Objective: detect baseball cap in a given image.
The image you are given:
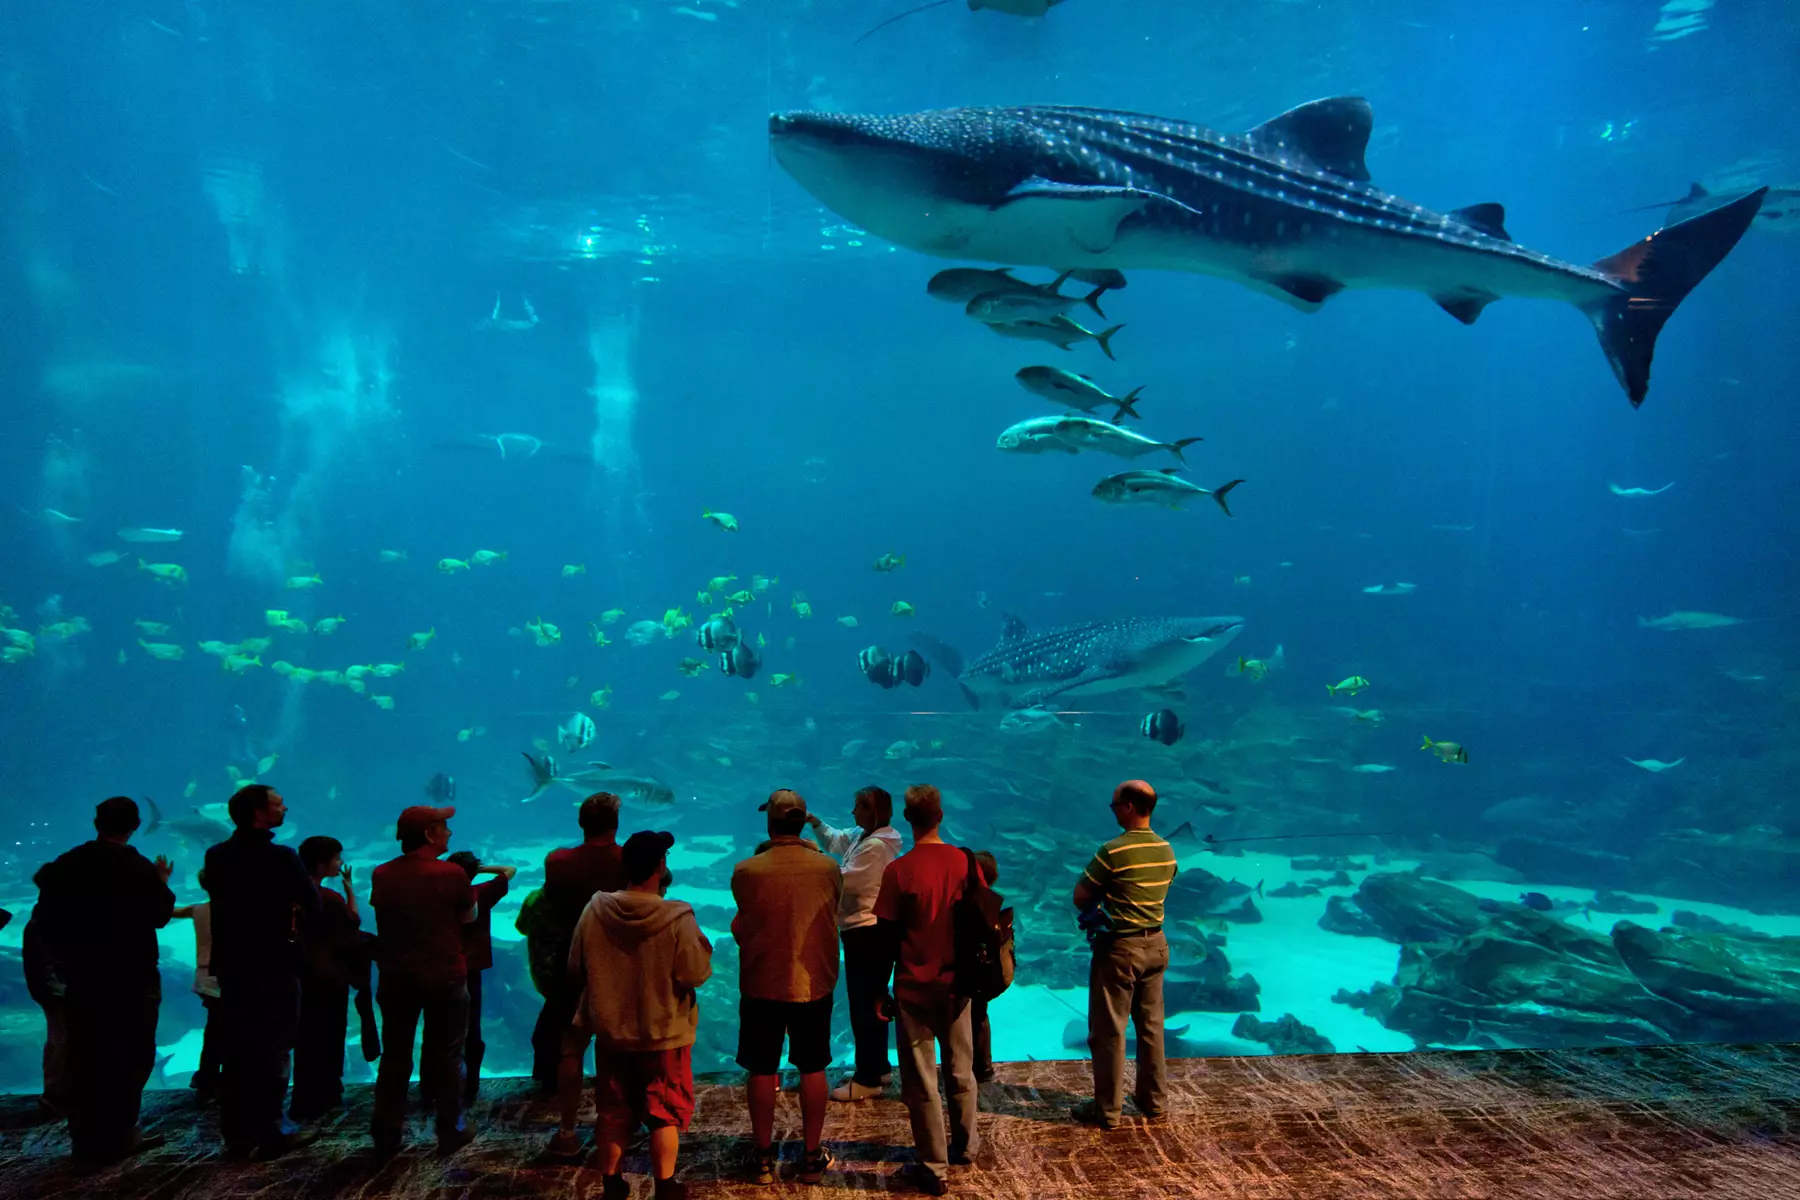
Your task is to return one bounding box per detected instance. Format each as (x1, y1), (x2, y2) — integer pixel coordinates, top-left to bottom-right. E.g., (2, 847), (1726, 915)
(395, 804), (454, 842)
(622, 830), (675, 883)
(758, 788), (807, 822)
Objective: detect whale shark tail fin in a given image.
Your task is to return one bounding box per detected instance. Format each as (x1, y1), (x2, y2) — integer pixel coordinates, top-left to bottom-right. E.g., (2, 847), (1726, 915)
(1588, 187), (1764, 407)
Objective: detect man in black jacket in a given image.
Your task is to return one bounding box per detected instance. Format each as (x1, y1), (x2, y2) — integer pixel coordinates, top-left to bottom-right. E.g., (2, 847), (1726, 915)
(34, 796), (175, 1163)
(203, 784), (321, 1159)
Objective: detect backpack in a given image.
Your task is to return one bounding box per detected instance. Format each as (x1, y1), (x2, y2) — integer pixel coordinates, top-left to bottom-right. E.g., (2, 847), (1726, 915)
(952, 848), (1016, 1002)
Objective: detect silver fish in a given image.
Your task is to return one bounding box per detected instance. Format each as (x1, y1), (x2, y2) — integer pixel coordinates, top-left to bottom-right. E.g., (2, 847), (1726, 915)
(996, 415), (1199, 462)
(1092, 469), (1243, 515)
(1014, 366), (1143, 422)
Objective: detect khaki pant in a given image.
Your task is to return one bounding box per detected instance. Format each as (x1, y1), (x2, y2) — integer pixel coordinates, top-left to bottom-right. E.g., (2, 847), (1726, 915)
(1087, 930), (1169, 1122)
(896, 991), (979, 1184)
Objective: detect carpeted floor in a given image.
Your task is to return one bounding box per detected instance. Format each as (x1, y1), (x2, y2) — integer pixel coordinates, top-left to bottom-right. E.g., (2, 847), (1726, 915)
(2, 1043), (1797, 1198)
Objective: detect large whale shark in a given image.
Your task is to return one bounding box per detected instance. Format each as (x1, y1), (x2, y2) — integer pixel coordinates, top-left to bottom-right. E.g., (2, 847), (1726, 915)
(914, 614), (1243, 709)
(769, 98), (1765, 406)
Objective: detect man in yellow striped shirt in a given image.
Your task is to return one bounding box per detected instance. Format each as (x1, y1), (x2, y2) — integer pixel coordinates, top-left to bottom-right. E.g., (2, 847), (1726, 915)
(1070, 780), (1177, 1130)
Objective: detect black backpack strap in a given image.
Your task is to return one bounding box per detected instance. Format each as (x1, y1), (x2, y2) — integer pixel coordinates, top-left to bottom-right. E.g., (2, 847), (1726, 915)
(961, 847), (980, 888)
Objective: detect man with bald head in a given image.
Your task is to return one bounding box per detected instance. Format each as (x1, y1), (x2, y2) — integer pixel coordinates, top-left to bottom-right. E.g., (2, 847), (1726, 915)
(1070, 780), (1177, 1130)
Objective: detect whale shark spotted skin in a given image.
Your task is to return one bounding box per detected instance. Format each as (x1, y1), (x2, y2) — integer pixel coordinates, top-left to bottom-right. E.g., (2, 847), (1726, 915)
(769, 98), (1765, 407)
(931, 614), (1243, 709)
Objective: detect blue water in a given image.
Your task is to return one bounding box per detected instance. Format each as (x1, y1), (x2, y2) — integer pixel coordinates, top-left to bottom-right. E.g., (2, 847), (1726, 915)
(2, 1), (1798, 1091)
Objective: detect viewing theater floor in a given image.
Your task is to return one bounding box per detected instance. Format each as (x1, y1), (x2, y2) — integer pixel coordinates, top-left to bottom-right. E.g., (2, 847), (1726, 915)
(2, 1042), (1796, 1199)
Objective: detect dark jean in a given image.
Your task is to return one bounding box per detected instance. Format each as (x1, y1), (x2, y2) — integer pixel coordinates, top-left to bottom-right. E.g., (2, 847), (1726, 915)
(465, 969), (486, 1097)
(65, 974), (160, 1160)
(372, 975), (469, 1139)
(191, 995), (223, 1095)
(218, 971), (302, 1153)
(38, 993), (71, 1110)
(972, 995), (992, 1080)
(291, 978), (349, 1118)
(532, 983), (579, 1090)
(841, 924), (894, 1086)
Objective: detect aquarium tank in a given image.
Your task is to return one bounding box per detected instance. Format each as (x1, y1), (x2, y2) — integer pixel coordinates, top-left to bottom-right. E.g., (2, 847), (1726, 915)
(1, 0), (1797, 1094)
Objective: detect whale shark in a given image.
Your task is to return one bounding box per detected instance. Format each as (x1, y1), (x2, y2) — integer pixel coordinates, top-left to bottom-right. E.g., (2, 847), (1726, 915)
(769, 98), (1765, 407)
(914, 614), (1243, 709)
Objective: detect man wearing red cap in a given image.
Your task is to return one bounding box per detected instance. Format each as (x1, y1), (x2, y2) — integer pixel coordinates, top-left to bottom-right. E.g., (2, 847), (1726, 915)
(369, 805), (477, 1158)
(1071, 780), (1177, 1131)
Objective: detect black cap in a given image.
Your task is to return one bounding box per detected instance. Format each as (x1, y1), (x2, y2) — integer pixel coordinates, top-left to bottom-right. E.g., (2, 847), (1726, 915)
(622, 830), (675, 884)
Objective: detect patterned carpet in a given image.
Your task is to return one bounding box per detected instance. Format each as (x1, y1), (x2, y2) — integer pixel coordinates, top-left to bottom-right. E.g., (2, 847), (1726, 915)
(1, 1043), (1797, 1198)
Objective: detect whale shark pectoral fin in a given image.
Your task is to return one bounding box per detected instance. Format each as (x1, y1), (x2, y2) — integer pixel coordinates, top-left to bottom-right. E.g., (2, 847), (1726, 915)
(1245, 273), (1342, 312)
(1246, 96), (1374, 183)
(1434, 289), (1501, 325)
(994, 179), (1154, 253)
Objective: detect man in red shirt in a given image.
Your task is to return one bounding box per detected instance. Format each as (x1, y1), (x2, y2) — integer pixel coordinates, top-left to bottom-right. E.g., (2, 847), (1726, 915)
(531, 792), (627, 1093)
(369, 805), (476, 1158)
(872, 785), (979, 1196)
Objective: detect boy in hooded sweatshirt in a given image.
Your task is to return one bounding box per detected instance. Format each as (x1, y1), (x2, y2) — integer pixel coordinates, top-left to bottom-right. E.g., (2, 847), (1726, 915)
(548, 830), (711, 1200)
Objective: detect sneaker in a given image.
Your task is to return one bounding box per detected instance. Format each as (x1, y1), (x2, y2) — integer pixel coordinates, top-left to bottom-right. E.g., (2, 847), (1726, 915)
(256, 1129), (320, 1160)
(749, 1146), (777, 1185)
(830, 1078), (884, 1102)
(436, 1125), (477, 1155)
(602, 1173), (631, 1200)
(1070, 1100), (1119, 1131)
(1137, 1107), (1169, 1124)
(801, 1145), (833, 1184)
(545, 1128), (585, 1162)
(126, 1130), (167, 1156)
(653, 1179), (689, 1200)
(898, 1163), (949, 1196)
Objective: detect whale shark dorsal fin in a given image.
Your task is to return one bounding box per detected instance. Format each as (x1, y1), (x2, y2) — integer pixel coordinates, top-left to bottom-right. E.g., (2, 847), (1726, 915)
(1000, 613), (1029, 644)
(995, 179), (1153, 253)
(1450, 203), (1512, 241)
(1685, 182), (1710, 201)
(1247, 97), (1374, 183)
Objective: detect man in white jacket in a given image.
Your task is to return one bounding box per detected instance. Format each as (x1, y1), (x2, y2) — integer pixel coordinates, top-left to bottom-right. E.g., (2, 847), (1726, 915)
(807, 785), (903, 1102)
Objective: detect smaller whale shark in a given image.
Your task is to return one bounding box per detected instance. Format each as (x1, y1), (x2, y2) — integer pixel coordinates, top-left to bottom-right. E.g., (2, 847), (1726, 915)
(915, 614), (1243, 709)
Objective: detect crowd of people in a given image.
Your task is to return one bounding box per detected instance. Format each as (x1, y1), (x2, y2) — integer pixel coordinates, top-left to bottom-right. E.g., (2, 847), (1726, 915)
(16, 777), (1178, 1197)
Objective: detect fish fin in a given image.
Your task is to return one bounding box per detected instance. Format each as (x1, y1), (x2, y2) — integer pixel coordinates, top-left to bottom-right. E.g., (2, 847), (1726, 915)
(1212, 479), (1244, 517)
(1044, 268), (1074, 294)
(993, 180), (1151, 253)
(1588, 186), (1765, 407)
(959, 683), (981, 711)
(1684, 182), (1710, 202)
(1000, 612), (1030, 643)
(1093, 323), (1124, 361)
(1263, 273), (1345, 310)
(1433, 291), (1501, 324)
(1083, 286), (1107, 319)
(1246, 96), (1374, 183)
(1166, 436), (1203, 463)
(852, 0), (953, 44)
(908, 631), (966, 678)
(1111, 386), (1144, 424)
(1449, 203), (1512, 241)
(1157, 467), (1183, 475)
